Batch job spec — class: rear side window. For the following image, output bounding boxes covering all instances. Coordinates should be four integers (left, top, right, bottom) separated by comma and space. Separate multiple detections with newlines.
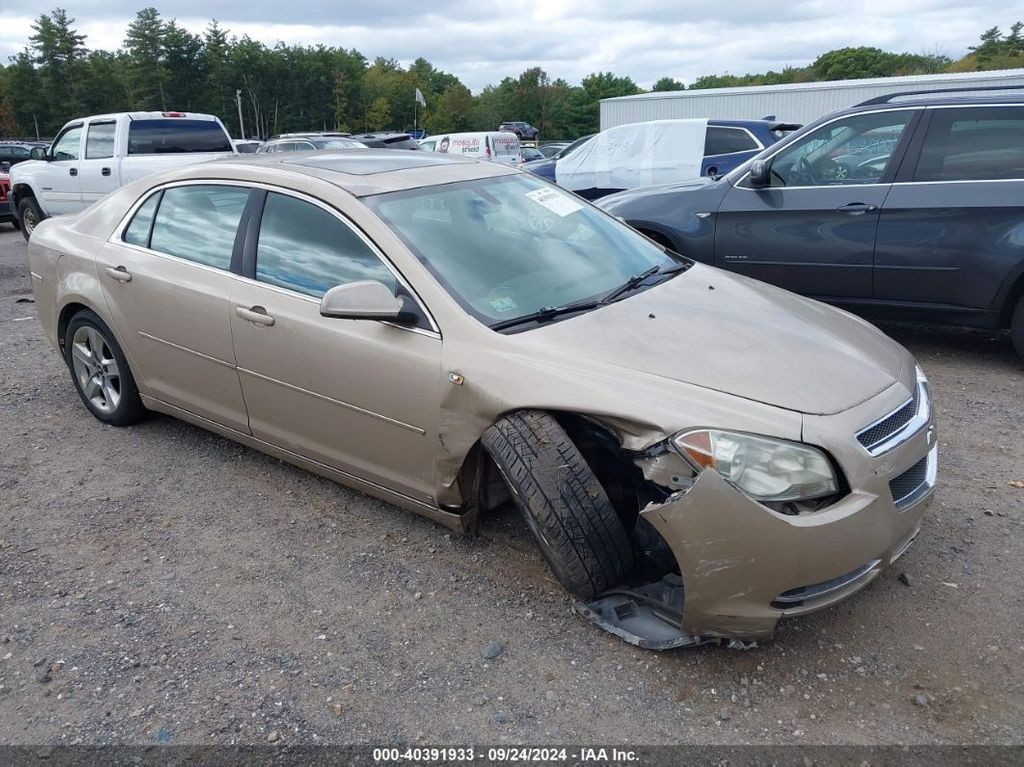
127, 119, 232, 155
123, 191, 161, 247
913, 107, 1024, 182
149, 185, 249, 269
704, 127, 759, 155
255, 192, 396, 298
85, 121, 116, 159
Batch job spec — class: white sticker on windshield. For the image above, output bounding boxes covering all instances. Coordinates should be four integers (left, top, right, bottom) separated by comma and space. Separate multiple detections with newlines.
525, 188, 583, 217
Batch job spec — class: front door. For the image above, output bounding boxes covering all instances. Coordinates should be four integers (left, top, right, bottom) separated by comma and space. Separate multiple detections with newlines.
95, 183, 252, 432
229, 190, 442, 503
714, 110, 919, 300
41, 123, 84, 215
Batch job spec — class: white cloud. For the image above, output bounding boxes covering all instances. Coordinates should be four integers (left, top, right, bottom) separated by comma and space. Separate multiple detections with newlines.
0, 2, 1015, 91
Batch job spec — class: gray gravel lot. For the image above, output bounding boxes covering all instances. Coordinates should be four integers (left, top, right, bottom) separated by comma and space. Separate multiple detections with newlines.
0, 224, 1022, 746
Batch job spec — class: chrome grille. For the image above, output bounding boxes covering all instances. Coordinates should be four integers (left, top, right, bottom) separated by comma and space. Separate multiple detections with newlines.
857, 388, 918, 452
889, 454, 931, 510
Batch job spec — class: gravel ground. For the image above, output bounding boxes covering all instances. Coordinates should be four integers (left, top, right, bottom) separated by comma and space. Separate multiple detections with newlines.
0, 224, 1022, 746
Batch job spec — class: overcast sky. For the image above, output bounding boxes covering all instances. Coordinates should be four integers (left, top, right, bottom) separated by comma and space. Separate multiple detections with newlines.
0, 1, 1015, 91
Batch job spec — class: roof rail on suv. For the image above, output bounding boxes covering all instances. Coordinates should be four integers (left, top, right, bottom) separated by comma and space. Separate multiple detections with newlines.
857, 84, 1024, 106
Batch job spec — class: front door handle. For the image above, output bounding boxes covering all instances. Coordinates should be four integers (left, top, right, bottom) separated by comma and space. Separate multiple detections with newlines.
104, 265, 132, 282
235, 305, 275, 326
101, 167, 111, 177
69, 167, 78, 177
836, 202, 878, 215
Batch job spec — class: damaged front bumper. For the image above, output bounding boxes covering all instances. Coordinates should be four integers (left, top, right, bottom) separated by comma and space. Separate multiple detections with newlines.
579, 407, 937, 648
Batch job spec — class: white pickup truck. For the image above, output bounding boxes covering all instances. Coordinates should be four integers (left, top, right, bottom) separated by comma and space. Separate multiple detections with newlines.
11, 111, 237, 240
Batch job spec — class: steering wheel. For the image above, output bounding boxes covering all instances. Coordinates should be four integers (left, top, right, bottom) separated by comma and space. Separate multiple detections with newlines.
528, 209, 556, 234
796, 156, 818, 185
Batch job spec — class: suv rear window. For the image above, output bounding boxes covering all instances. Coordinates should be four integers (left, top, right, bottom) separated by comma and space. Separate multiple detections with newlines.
704, 127, 759, 155
127, 119, 232, 155
913, 106, 1024, 182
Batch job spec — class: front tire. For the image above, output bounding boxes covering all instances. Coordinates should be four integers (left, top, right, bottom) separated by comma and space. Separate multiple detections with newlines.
64, 310, 145, 426
1012, 296, 1024, 359
18, 196, 45, 241
481, 411, 634, 599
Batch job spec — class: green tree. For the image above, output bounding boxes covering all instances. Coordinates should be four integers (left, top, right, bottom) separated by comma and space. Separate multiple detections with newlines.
28, 8, 88, 130
651, 76, 684, 92
124, 8, 169, 110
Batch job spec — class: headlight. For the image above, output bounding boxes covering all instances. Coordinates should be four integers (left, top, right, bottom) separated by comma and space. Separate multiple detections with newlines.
673, 429, 838, 502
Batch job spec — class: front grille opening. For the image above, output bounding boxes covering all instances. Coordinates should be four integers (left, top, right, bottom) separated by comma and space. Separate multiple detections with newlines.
857, 388, 919, 452
889, 454, 930, 510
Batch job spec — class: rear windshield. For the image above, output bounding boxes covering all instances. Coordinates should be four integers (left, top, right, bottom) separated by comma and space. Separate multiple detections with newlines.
128, 119, 232, 155
491, 134, 520, 155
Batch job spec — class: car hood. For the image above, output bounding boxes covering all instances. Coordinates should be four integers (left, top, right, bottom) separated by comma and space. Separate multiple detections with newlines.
516, 264, 904, 416
598, 176, 718, 208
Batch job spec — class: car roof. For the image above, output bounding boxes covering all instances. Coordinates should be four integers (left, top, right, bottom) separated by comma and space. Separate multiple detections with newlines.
169, 149, 517, 196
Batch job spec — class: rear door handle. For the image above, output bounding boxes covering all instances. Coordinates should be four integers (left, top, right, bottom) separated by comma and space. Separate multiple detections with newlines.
101, 167, 111, 177
104, 265, 132, 282
235, 305, 275, 326
836, 202, 878, 215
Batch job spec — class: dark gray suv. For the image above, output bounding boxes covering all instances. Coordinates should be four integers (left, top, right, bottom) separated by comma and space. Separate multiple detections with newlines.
599, 87, 1024, 357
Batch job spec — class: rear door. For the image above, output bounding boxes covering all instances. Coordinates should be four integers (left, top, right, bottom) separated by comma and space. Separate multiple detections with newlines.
95, 182, 252, 431
874, 105, 1024, 313
40, 123, 84, 215
78, 119, 121, 206
714, 109, 919, 299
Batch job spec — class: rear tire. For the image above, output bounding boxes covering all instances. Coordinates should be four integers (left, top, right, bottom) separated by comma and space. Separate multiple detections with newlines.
18, 196, 44, 242
64, 309, 145, 426
1012, 296, 1024, 360
481, 410, 634, 599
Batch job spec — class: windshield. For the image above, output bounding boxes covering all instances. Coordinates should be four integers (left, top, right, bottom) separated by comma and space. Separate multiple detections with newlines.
367, 174, 682, 329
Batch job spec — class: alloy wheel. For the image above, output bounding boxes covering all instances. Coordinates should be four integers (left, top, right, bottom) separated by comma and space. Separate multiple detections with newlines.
70, 325, 121, 414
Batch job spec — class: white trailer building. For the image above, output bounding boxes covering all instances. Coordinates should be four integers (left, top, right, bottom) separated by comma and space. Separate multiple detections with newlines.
600, 68, 1024, 129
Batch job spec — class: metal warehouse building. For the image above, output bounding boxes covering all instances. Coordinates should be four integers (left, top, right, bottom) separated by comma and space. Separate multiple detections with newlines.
600, 68, 1024, 129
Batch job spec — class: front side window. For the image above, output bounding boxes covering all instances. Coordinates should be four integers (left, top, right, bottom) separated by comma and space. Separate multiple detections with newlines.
85, 121, 116, 159
367, 174, 679, 328
705, 127, 759, 155
256, 192, 396, 298
913, 106, 1024, 182
52, 125, 83, 161
761, 110, 914, 187
149, 185, 249, 269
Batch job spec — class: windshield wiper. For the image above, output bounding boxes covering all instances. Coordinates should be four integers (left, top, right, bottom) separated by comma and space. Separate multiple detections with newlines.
599, 264, 666, 304
489, 300, 603, 331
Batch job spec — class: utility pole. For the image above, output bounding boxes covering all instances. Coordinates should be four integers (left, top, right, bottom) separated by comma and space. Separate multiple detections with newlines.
236, 89, 246, 139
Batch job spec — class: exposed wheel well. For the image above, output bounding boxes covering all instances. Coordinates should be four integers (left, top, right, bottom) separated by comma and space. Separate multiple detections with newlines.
463, 409, 659, 530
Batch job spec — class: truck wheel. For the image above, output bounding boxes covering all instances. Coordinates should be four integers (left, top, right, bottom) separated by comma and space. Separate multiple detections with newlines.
18, 197, 45, 242
1012, 296, 1024, 360
481, 410, 634, 599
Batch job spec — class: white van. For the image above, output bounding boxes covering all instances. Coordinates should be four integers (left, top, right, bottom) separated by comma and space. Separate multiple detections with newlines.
421, 132, 522, 166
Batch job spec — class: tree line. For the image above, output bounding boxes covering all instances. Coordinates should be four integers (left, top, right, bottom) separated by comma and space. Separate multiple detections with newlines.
0, 8, 1021, 141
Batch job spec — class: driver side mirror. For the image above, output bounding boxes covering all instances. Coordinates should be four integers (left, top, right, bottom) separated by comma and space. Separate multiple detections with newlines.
0, 161, 9, 174
319, 280, 417, 325
30, 146, 48, 161
748, 159, 770, 188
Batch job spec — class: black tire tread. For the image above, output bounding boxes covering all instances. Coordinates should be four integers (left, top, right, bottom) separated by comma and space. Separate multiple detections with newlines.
481, 410, 633, 598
